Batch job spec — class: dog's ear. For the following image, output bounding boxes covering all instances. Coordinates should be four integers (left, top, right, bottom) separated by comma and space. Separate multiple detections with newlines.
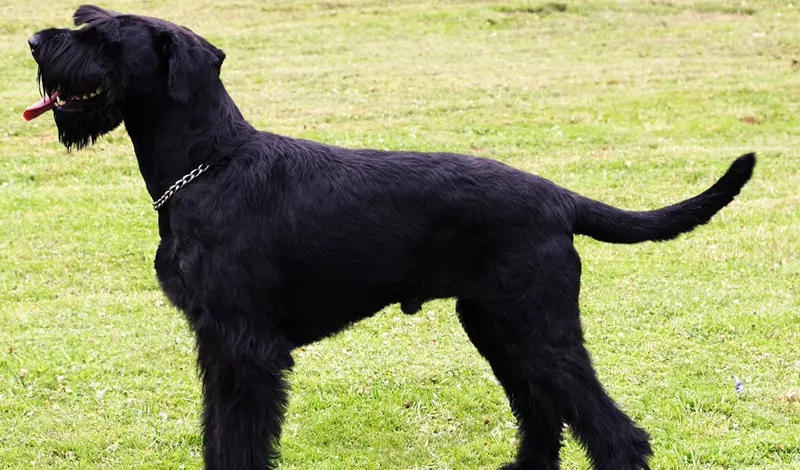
160, 30, 226, 103
74, 5, 119, 26
74, 5, 121, 42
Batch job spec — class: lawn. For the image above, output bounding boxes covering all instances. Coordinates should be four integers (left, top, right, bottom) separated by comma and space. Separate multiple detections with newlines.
0, 1, 798, 469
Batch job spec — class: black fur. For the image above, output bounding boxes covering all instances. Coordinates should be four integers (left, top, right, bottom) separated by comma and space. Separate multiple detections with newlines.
28, 6, 756, 470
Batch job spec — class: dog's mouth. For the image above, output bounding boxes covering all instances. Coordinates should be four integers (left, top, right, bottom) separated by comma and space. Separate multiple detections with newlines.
24, 87, 105, 121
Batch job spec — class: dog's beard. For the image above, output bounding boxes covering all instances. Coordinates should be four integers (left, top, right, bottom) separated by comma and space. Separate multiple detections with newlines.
52, 100, 123, 149
26, 41, 123, 149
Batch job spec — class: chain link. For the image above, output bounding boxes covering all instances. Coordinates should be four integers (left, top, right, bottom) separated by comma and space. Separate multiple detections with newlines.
152, 163, 210, 211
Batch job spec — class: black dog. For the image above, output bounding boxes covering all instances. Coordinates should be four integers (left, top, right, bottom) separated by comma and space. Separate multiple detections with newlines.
25, 6, 755, 470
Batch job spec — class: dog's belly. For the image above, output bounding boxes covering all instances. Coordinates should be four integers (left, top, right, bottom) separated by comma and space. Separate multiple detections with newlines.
272, 279, 425, 346
156, 234, 425, 346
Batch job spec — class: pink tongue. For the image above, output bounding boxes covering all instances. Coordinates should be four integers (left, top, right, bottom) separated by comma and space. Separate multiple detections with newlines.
23, 91, 58, 121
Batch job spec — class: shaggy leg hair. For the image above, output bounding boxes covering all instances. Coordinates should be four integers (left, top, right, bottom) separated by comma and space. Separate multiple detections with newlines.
26, 5, 755, 470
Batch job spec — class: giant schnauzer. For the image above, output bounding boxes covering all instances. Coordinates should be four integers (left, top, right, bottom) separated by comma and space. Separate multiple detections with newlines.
25, 5, 755, 470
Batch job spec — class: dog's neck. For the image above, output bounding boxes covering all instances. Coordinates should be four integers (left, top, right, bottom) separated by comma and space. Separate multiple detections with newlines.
122, 79, 256, 202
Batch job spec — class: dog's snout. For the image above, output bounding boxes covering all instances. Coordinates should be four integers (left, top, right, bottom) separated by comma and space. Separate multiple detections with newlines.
28, 34, 41, 53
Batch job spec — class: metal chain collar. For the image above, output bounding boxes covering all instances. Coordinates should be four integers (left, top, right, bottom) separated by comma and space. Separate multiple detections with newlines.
152, 163, 210, 211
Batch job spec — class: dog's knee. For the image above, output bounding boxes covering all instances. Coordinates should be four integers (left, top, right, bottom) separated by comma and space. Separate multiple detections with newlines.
400, 299, 422, 314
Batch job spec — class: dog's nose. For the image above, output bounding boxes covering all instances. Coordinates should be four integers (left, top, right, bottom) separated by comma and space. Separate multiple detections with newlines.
28, 34, 41, 53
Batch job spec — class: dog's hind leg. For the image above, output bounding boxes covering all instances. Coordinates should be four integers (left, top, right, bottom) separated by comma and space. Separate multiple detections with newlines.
457, 297, 564, 470
195, 315, 293, 470
458, 239, 651, 470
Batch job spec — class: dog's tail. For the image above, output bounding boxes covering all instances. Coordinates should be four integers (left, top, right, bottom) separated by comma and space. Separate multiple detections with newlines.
571, 153, 755, 244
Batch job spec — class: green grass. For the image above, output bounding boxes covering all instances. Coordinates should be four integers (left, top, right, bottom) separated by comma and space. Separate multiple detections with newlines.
1, 1, 798, 468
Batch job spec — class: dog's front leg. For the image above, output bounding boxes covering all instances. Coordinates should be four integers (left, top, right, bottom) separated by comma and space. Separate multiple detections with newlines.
194, 316, 293, 470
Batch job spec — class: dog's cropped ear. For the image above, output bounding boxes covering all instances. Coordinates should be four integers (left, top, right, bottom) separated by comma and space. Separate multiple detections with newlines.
160, 30, 226, 103
74, 5, 119, 26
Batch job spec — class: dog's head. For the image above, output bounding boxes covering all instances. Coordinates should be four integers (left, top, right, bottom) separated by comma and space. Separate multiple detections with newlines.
25, 5, 225, 149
